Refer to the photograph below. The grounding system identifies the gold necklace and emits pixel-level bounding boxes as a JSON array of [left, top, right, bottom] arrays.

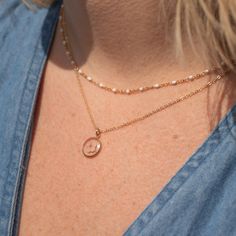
[[59, 4, 218, 95], [59, 4, 225, 158]]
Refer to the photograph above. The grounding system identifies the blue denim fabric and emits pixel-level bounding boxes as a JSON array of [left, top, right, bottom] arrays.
[[1, 1, 236, 236], [0, 0, 62, 235]]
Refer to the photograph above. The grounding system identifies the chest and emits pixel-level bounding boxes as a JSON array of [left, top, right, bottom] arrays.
[[17, 122, 206, 235], [17, 60, 229, 236]]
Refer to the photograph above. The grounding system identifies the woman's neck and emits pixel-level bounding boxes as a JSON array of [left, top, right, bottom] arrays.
[[63, 0, 204, 86]]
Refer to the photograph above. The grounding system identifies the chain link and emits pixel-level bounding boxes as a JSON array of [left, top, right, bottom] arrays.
[[59, 4, 226, 136], [59, 4, 220, 96], [73, 69, 224, 134]]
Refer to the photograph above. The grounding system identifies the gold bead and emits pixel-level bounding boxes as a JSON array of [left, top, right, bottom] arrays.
[[95, 128, 101, 138]]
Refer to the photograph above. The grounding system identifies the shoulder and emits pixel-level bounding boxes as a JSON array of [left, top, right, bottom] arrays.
[[0, 0, 61, 163], [0, 0, 61, 49], [0, 0, 53, 45], [0, 0, 22, 17], [0, 0, 61, 126], [0, 0, 61, 83], [0, 0, 30, 34]]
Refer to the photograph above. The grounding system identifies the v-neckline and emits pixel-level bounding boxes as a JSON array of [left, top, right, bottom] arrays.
[[122, 102, 236, 235], [41, 2, 236, 235]]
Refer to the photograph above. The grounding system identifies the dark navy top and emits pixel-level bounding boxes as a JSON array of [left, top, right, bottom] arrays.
[[0, 1, 236, 235]]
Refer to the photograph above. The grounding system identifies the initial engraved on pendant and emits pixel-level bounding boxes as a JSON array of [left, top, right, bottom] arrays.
[[82, 137, 102, 158]]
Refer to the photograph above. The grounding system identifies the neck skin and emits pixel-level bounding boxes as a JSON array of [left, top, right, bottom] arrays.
[[63, 0, 205, 87]]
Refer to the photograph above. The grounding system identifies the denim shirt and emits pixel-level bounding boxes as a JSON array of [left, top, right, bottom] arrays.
[[1, 1, 236, 236]]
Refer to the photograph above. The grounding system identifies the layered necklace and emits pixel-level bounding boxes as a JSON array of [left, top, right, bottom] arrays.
[[59, 4, 226, 158]]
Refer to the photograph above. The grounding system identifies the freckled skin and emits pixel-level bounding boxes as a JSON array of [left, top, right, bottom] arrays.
[[18, 43, 236, 236], [173, 134, 178, 139], [18, 1, 236, 235]]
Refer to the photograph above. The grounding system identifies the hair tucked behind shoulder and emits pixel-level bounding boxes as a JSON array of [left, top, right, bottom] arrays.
[[23, 0, 236, 72]]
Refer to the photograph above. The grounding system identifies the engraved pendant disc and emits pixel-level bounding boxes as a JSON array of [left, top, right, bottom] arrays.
[[82, 137, 102, 158]]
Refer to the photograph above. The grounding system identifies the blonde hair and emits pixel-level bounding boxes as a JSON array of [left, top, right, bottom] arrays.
[[24, 0, 236, 71]]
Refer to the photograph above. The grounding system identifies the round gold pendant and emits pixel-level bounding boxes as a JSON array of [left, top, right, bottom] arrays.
[[82, 137, 102, 158]]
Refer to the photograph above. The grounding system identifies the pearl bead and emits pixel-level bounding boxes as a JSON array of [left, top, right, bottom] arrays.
[[99, 83, 104, 87], [139, 87, 144, 91], [171, 80, 177, 85], [217, 75, 221, 79], [188, 75, 194, 80], [112, 88, 117, 93], [154, 84, 160, 88], [204, 69, 209, 73], [87, 76, 92, 81], [126, 89, 130, 94]]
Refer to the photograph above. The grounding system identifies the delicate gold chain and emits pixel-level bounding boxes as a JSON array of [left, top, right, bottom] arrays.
[[59, 4, 225, 137], [73, 66, 224, 135], [59, 4, 219, 96]]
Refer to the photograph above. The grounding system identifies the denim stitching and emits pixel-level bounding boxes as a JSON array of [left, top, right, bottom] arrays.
[[124, 104, 236, 235]]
